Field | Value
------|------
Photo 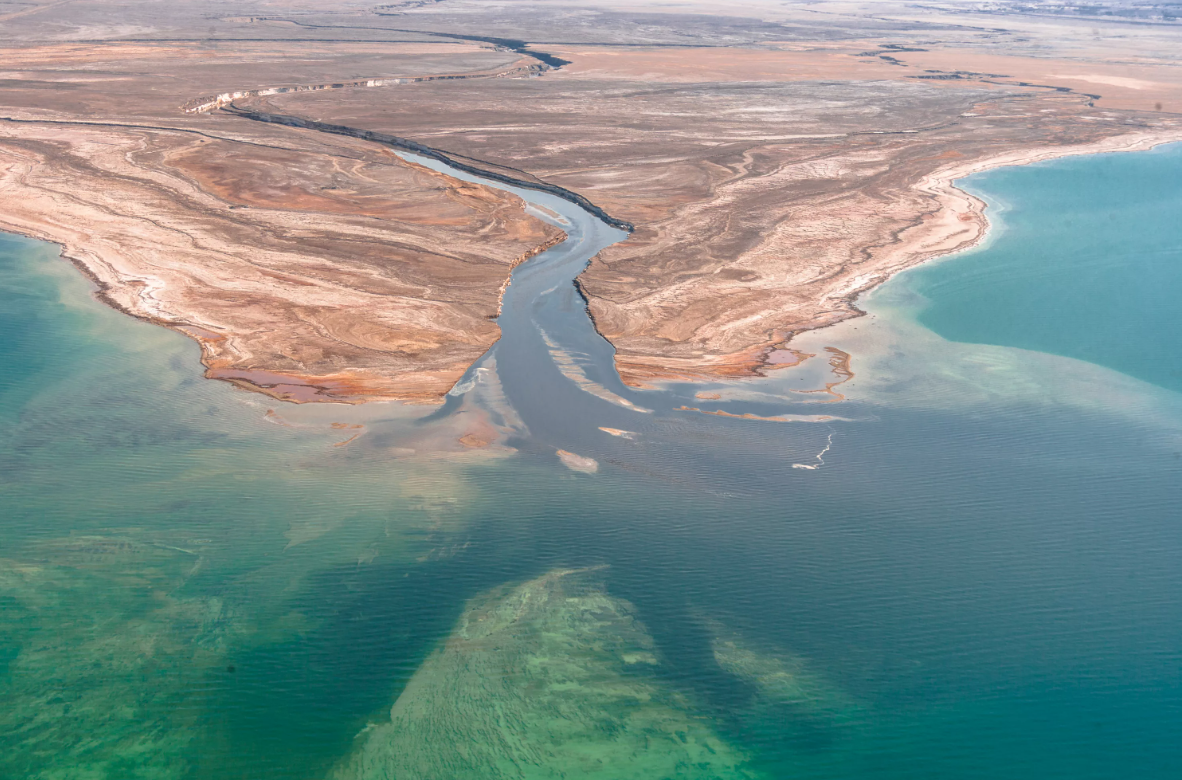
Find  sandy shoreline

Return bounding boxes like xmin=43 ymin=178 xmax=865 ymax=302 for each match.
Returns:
xmin=745 ymin=128 xmax=1182 ymax=377
xmin=0 ymin=116 xmax=565 ymax=405
xmin=2 ymin=22 xmax=1180 ymax=407
xmin=6 ymin=128 xmax=1179 ymax=404
xmin=581 ymin=127 xmax=1182 ymax=390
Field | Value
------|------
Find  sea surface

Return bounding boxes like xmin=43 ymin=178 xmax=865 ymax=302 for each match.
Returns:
xmin=1 ymin=142 xmax=1181 ymax=779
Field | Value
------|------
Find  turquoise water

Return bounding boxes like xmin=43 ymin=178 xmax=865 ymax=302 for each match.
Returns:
xmin=913 ymin=142 xmax=1182 ymax=394
xmin=2 ymin=144 xmax=1182 ymax=778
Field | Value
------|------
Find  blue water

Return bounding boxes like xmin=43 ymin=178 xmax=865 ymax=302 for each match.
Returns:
xmin=1 ymin=144 xmax=1181 ymax=778
xmin=913 ymin=142 xmax=1182 ymax=394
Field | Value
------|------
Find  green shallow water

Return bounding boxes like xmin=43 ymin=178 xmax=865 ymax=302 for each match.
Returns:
xmin=2 ymin=144 xmax=1182 ymax=779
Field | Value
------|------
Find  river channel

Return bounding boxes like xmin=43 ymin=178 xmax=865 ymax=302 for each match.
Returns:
xmin=1 ymin=142 xmax=1181 ymax=779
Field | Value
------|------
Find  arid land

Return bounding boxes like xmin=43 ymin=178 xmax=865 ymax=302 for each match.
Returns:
xmin=2 ymin=0 xmax=1182 ymax=398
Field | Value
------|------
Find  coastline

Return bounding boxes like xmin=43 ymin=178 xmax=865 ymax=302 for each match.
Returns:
xmin=831 ymin=128 xmax=1182 ymax=312
xmin=0 ymin=119 xmax=566 ymax=405
xmin=703 ymin=128 xmax=1182 ymax=385
xmin=3 ymin=106 xmax=1178 ymax=405
xmin=0 ymin=217 xmax=571 ymax=406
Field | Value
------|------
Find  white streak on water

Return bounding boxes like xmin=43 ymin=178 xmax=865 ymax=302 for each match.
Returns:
xmin=793 ymin=431 xmax=834 ymax=470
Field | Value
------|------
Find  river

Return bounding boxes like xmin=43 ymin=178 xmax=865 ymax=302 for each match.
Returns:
xmin=0 ymin=142 xmax=1180 ymax=778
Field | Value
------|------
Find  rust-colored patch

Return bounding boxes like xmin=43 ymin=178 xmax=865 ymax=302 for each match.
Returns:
xmin=207 ymin=367 xmax=380 ymax=403
xmin=794 ymin=348 xmax=855 ymax=403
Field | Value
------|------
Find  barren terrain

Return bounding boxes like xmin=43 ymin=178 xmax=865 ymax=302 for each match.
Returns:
xmin=0 ymin=36 xmax=562 ymax=401
xmin=2 ymin=0 xmax=1182 ymax=395
xmin=257 ymin=34 xmax=1182 ymax=383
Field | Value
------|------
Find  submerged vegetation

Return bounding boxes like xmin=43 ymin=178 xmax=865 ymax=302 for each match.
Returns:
xmin=330 ymin=567 xmax=759 ymax=779
xmin=0 ymin=538 xmax=226 ymax=779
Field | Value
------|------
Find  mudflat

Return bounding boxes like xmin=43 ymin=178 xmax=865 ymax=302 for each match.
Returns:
xmin=2 ymin=0 xmax=1182 ymax=396
xmin=258 ymin=42 xmax=1182 ymax=385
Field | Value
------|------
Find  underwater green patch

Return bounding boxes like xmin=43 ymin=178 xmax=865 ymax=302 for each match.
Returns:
xmin=330 ymin=567 xmax=760 ymax=780
xmin=0 ymin=537 xmax=231 ymax=780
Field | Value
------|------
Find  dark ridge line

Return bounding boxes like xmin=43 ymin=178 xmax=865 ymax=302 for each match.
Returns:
xmin=498 ymin=41 xmax=727 ymax=48
xmin=0 ymin=115 xmax=393 ymax=158
xmin=437 ymin=149 xmax=546 ymax=184
xmin=260 ymin=14 xmax=573 ymax=68
xmin=273 ymin=20 xmax=734 ymax=49
xmin=977 ymin=79 xmax=1102 ymax=105
xmin=221 ymin=105 xmax=634 ymax=232
xmin=369 ymin=24 xmax=572 ymax=67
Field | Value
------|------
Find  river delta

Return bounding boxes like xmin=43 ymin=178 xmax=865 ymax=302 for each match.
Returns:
xmin=2 ymin=132 xmax=1182 ymax=778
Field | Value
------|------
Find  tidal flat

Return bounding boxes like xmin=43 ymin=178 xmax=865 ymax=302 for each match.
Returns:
xmin=2 ymin=142 xmax=1182 ymax=778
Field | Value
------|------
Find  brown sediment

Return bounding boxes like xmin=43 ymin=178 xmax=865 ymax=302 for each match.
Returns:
xmin=0 ymin=82 xmax=563 ymax=404
xmin=794 ymin=348 xmax=855 ymax=403
xmin=764 ymin=349 xmax=813 ymax=369
xmin=263 ymin=35 xmax=1182 ymax=390
xmin=458 ymin=433 xmax=490 ymax=448
xmin=582 ymin=126 xmax=1182 ymax=388
xmin=606 ymin=343 xmax=779 ymax=388
xmin=556 ymin=449 xmax=599 ymax=473
xmin=208 ymin=368 xmax=384 ymax=404
xmin=0 ymin=35 xmax=568 ymax=405
xmin=333 ymin=432 xmax=364 ymax=447
xmin=264 ymin=407 xmax=369 ymax=445
xmin=262 ymin=409 xmax=293 ymax=427
xmin=598 ymin=427 xmax=637 ymax=439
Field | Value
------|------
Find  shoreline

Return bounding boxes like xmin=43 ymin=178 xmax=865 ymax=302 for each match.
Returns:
xmin=855 ymin=130 xmax=1182 ymax=283
xmin=0 ymin=118 xmax=566 ymax=406
xmin=4 ymin=107 xmax=1179 ymax=405
xmin=0 ymin=217 xmax=572 ymax=406
xmin=753 ymin=129 xmax=1182 ymax=380
xmin=593 ymin=128 xmax=1182 ymax=390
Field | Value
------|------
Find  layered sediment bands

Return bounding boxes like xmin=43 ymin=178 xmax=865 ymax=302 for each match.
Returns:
xmin=223 ymin=105 xmax=635 ymax=232
xmin=263 ymin=73 xmax=1182 ymax=386
xmin=0 ymin=120 xmax=563 ymax=403
xmin=330 ymin=568 xmax=756 ymax=779
xmin=580 ymin=125 xmax=1182 ymax=385
xmin=0 ymin=38 xmax=570 ymax=404
xmin=6 ymin=23 xmax=1182 ymax=401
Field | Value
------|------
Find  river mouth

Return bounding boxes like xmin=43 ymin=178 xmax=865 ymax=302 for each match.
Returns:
xmin=400 ymin=149 xmax=845 ymax=472
xmin=2 ymin=139 xmax=1182 ymax=779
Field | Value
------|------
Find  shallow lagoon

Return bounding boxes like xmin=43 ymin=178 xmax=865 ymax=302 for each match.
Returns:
xmin=2 ymin=144 xmax=1181 ymax=778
